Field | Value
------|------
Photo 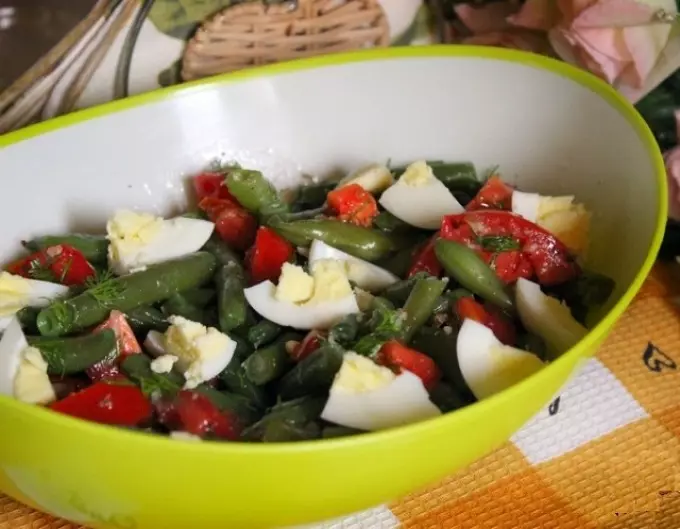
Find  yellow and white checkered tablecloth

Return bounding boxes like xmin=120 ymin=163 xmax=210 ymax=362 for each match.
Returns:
xmin=3 ymin=262 xmax=680 ymax=529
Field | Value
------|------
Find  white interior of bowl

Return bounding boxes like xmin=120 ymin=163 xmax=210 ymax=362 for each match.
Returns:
xmin=0 ymin=55 xmax=660 ymax=317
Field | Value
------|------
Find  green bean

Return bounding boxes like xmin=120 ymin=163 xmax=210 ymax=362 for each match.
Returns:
xmin=516 ymin=333 xmax=548 ymax=362
xmin=181 ymin=211 xmax=209 ymax=220
xmin=28 ymin=329 xmax=117 ymax=375
xmin=124 ymin=306 xmax=168 ymax=334
xmin=328 ymin=314 xmax=359 ymax=346
xmin=202 ymin=236 xmax=242 ymax=269
xmin=121 ymin=354 xmax=261 ymax=425
xmin=548 ymin=270 xmax=615 ymax=324
xmin=432 ymin=288 xmax=475 ymax=315
xmin=194 ymin=385 xmax=262 ymax=425
xmin=16 ymin=307 xmax=40 ymax=334
xmin=278 ymin=341 xmax=344 ymax=400
xmin=291 ymin=181 xmax=334 ymax=211
xmin=248 ymin=320 xmax=282 ymax=348
xmin=381 ymin=272 xmax=430 ymax=306
xmin=219 ymin=361 xmax=269 ymax=409
xmin=429 ymin=381 xmax=468 ymax=412
xmin=259 ymin=420 xmax=321 ymax=442
xmin=36 ymin=252 xmax=217 ymax=337
xmin=430 ymin=162 xmax=481 ymax=194
xmin=434 ymin=239 xmax=512 ymax=311
xmin=225 ymin=168 xmax=288 ymax=217
xmin=215 ymin=262 xmax=247 ymax=332
xmin=22 ymin=234 xmax=109 ymax=264
xmin=240 ymin=396 xmax=326 ymax=441
xmin=410 ymin=327 xmax=471 ymax=399
xmin=178 ymin=288 xmax=215 ymax=307
xmin=373 ymin=211 xmax=413 ymax=233
xmin=242 ymin=332 xmax=300 ymax=385
xmin=374 ymin=246 xmax=416 ymax=278
xmin=401 ymin=277 xmax=448 ymax=342
xmin=232 ymin=334 xmax=254 ymax=361
xmin=161 ymin=293 xmax=208 ymax=324
xmin=322 ymin=425 xmax=364 ymax=439
xmin=268 ymin=218 xmax=399 ymax=262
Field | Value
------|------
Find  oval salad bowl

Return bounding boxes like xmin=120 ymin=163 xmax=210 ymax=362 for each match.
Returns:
xmin=0 ymin=46 xmax=666 ymax=529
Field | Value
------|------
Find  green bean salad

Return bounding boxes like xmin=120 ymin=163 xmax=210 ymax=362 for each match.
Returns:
xmin=0 ymin=160 xmax=614 ymax=442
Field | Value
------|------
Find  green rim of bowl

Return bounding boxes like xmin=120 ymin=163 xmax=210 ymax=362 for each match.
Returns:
xmin=0 ymin=45 xmax=668 ymax=454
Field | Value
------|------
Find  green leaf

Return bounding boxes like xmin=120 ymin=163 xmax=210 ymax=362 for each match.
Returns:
xmin=477 ymin=235 xmax=520 ymax=252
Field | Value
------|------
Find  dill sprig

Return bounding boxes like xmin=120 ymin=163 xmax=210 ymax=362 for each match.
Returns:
xmin=85 ymin=269 xmax=126 ymax=308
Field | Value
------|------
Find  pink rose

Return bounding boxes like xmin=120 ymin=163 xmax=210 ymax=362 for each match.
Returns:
xmin=463 ymin=31 xmax=554 ymax=54
xmin=510 ymin=0 xmax=674 ymax=89
xmin=665 ymin=146 xmax=680 ymax=220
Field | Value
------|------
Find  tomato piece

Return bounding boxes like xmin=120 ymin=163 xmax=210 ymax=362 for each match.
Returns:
xmin=50 ymin=381 xmax=152 ymax=426
xmin=466 ymin=175 xmax=514 ymax=211
xmin=377 ymin=340 xmax=441 ymax=390
xmin=455 ymin=296 xmax=488 ymax=324
xmin=407 ymin=235 xmax=442 ymax=277
xmin=327 ymin=184 xmax=379 ymax=227
xmin=484 ymin=304 xmax=517 ymax=346
xmin=290 ymin=331 xmax=325 ymax=362
xmin=193 ymin=172 xmax=236 ymax=202
xmin=86 ymin=311 xmax=141 ymax=382
xmin=246 ymin=227 xmax=294 ymax=284
xmin=7 ymin=244 xmax=95 ymax=286
xmin=454 ymin=297 xmax=517 ymax=345
xmin=199 ymin=197 xmax=258 ymax=251
xmin=441 ymin=210 xmax=578 ymax=286
xmin=172 ymin=391 xmax=241 ymax=440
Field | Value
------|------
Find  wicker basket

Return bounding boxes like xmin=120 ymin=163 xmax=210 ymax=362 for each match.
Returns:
xmin=181 ymin=0 xmax=390 ymax=81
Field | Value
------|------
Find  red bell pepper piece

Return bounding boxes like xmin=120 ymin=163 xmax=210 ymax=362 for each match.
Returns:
xmin=156 ymin=391 xmax=241 ymax=440
xmin=326 ymin=183 xmax=379 ymax=227
xmin=86 ymin=311 xmax=142 ymax=382
xmin=455 ymin=296 xmax=517 ymax=346
xmin=7 ymin=244 xmax=95 ymax=286
xmin=198 ymin=197 xmax=257 ymax=251
xmin=377 ymin=340 xmax=441 ymax=390
xmin=50 ymin=381 xmax=152 ymax=427
xmin=246 ymin=227 xmax=294 ymax=285
xmin=441 ymin=210 xmax=579 ymax=286
xmin=290 ymin=330 xmax=325 ymax=362
xmin=466 ymin=175 xmax=514 ymax=211
xmin=193 ymin=172 xmax=237 ymax=202
xmin=407 ymin=234 xmax=442 ymax=277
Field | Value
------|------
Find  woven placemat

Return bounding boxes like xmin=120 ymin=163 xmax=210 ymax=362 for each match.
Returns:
xmin=2 ymin=262 xmax=680 ymax=529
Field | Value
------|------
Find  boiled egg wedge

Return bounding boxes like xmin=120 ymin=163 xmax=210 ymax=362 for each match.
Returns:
xmin=143 ymin=316 xmax=236 ymax=389
xmin=515 ymin=278 xmax=588 ymax=356
xmin=244 ymin=261 xmax=360 ymax=330
xmin=336 ymin=163 xmax=394 ymax=193
xmin=0 ymin=272 xmax=70 ymax=331
xmin=457 ymin=319 xmax=544 ymax=400
xmin=0 ymin=318 xmax=55 ymax=404
xmin=107 ymin=210 xmax=214 ymax=275
xmin=321 ymin=352 xmax=441 ymax=431
xmin=308 ymin=240 xmax=398 ymax=292
xmin=379 ymin=161 xmax=464 ymax=229
xmin=511 ymin=191 xmax=591 ymax=256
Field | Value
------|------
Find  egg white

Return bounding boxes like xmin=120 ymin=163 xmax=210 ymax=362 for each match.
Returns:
xmin=511 ymin=191 xmax=541 ymax=223
xmin=321 ymin=368 xmax=440 ymax=431
xmin=0 ymin=318 xmax=26 ymax=397
xmin=379 ymin=166 xmax=463 ymax=230
xmin=0 ymin=275 xmax=70 ymax=332
xmin=336 ymin=163 xmax=394 ymax=193
xmin=457 ymin=318 xmax=544 ymax=400
xmin=308 ymin=240 xmax=398 ymax=292
xmin=109 ymin=217 xmax=214 ymax=275
xmin=515 ymin=278 xmax=588 ymax=356
xmin=244 ymin=280 xmax=359 ymax=330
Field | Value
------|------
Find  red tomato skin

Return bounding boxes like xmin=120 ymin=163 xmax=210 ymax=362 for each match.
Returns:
xmin=247 ymin=227 xmax=294 ymax=284
xmin=327 ymin=184 xmax=379 ymax=227
xmin=466 ymin=175 xmax=514 ymax=211
xmin=454 ymin=296 xmax=517 ymax=346
xmin=86 ymin=311 xmax=142 ymax=382
xmin=194 ymin=172 xmax=236 ymax=201
xmin=171 ymin=391 xmax=241 ymax=440
xmin=407 ymin=235 xmax=442 ymax=277
xmin=50 ymin=382 xmax=152 ymax=427
xmin=7 ymin=245 xmax=95 ymax=286
xmin=377 ymin=340 xmax=441 ymax=390
xmin=198 ymin=197 xmax=258 ymax=251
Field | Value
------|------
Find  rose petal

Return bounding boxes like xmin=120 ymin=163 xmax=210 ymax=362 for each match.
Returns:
xmin=558 ymin=0 xmax=599 ymax=23
xmin=568 ymin=27 xmax=631 ymax=83
xmin=573 ymin=0 xmax=656 ymax=28
xmin=665 ymin=146 xmax=680 ymax=220
xmin=619 ymin=24 xmax=672 ymax=87
xmin=509 ymin=0 xmax=561 ymax=30
xmin=454 ymin=1 xmax=521 ymax=34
